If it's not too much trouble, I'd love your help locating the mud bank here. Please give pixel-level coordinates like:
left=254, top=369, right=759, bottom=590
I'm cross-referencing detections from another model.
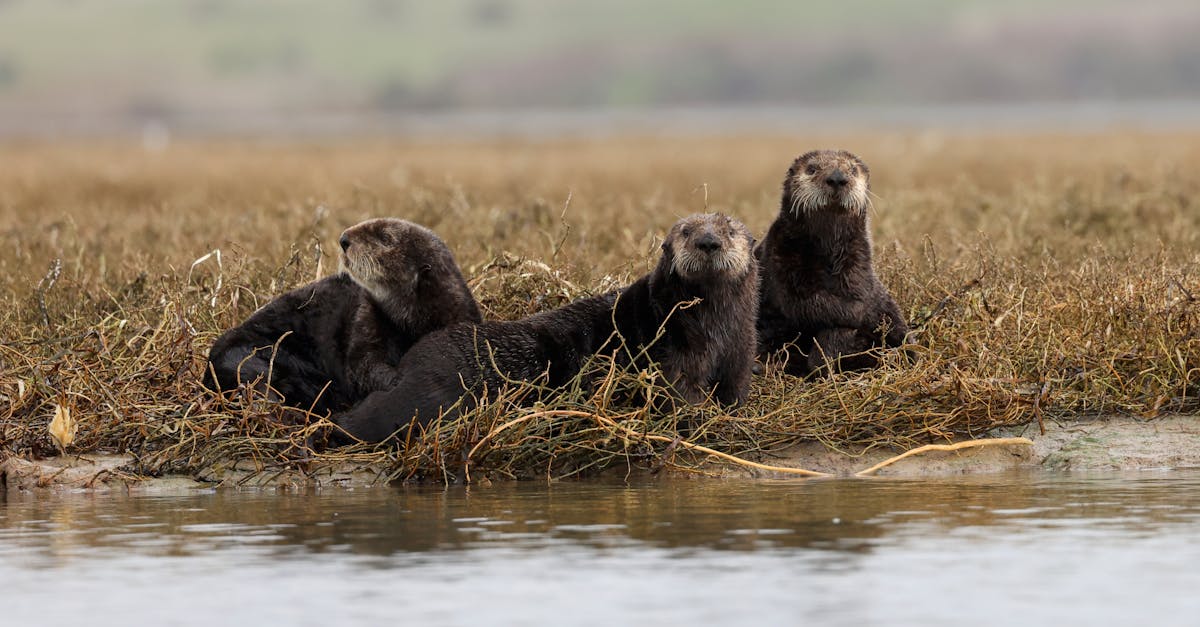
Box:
left=3, top=415, right=1197, bottom=491
left=753, top=414, right=1199, bottom=478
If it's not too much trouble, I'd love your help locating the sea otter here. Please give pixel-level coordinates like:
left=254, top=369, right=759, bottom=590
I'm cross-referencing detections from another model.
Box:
left=335, top=213, right=759, bottom=443
left=203, top=218, right=481, bottom=414
left=755, top=149, right=908, bottom=376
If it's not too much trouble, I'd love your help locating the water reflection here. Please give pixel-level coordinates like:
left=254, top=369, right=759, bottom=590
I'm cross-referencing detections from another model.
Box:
left=2, top=471, right=1198, bottom=563
left=3, top=471, right=1200, bottom=626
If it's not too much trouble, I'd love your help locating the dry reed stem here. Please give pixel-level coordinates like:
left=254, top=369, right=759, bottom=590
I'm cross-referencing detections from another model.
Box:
left=589, top=412, right=833, bottom=477
left=854, top=437, right=1036, bottom=476
left=469, top=408, right=833, bottom=477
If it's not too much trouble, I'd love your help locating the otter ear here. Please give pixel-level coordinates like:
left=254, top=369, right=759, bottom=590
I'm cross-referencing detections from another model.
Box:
left=414, top=263, right=434, bottom=286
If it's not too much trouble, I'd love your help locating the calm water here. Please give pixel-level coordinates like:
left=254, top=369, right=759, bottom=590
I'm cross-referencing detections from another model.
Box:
left=3, top=471, right=1199, bottom=626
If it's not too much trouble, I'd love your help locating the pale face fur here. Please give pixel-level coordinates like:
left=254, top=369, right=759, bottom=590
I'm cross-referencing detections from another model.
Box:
left=338, top=218, right=427, bottom=304
left=785, top=150, right=870, bottom=217
left=666, top=213, right=754, bottom=281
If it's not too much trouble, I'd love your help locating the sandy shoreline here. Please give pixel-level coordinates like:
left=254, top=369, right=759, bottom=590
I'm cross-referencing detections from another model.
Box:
left=3, top=415, right=1196, bottom=492
left=743, top=414, right=1199, bottom=478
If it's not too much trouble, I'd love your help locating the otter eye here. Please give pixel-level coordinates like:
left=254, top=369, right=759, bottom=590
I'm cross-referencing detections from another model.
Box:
left=805, top=164, right=818, bottom=176
left=681, top=227, right=692, bottom=237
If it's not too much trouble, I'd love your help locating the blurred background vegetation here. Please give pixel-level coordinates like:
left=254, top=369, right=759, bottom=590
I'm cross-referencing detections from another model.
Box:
left=1, top=0, right=1198, bottom=134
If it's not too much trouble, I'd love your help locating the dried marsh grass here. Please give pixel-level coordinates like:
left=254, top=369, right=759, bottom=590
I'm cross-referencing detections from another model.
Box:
left=1, top=133, right=1198, bottom=483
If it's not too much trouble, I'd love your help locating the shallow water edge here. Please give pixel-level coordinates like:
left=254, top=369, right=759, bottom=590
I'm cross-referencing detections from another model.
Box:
left=4, top=470, right=1200, bottom=627
left=3, top=414, right=1196, bottom=491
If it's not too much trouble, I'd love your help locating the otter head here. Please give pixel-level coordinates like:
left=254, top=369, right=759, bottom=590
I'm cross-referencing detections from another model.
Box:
left=338, top=218, right=440, bottom=307
left=782, top=149, right=870, bottom=217
left=662, top=213, right=755, bottom=282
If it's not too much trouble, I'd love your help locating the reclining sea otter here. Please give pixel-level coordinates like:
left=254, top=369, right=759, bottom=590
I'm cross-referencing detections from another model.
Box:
left=336, top=213, right=759, bottom=443
left=203, top=218, right=481, bottom=414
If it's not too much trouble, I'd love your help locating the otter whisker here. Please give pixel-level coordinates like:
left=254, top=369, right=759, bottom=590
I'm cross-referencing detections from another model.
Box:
left=790, top=191, right=804, bottom=215
left=790, top=185, right=804, bottom=215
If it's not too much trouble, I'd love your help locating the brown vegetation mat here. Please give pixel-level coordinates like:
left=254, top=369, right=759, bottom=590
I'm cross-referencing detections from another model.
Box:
left=2, top=133, right=1199, bottom=483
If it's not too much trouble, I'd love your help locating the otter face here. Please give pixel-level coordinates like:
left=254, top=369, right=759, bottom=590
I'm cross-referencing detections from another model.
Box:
left=665, top=213, right=754, bottom=281
left=338, top=218, right=435, bottom=303
left=783, top=149, right=870, bottom=217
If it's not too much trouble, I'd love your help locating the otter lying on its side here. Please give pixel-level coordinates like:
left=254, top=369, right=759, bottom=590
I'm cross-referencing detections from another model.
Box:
left=336, top=213, right=759, bottom=443
left=203, top=218, right=481, bottom=414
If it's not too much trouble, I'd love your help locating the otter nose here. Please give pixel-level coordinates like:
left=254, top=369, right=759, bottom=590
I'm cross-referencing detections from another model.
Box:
left=826, top=169, right=849, bottom=189
left=695, top=232, right=722, bottom=253
left=339, top=234, right=351, bottom=251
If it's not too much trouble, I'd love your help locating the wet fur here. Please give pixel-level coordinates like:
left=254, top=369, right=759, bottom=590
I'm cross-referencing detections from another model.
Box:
left=335, top=213, right=759, bottom=443
left=203, top=218, right=481, bottom=414
left=756, top=150, right=908, bottom=376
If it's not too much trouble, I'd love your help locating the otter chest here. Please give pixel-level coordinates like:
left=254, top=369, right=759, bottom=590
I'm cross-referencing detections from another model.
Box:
left=773, top=248, right=854, bottom=294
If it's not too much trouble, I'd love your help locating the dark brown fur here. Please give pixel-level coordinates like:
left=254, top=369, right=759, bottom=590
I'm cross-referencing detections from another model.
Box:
left=203, top=218, right=481, bottom=414
left=755, top=150, right=908, bottom=376
left=335, top=213, right=759, bottom=443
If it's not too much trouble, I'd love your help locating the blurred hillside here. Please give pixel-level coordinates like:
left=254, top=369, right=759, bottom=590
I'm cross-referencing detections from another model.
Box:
left=1, top=0, right=1198, bottom=134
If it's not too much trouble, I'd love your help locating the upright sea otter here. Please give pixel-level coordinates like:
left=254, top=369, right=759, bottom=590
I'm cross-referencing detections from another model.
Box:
left=755, top=150, right=908, bottom=376
left=203, top=218, right=481, bottom=413
left=336, top=213, right=759, bottom=443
